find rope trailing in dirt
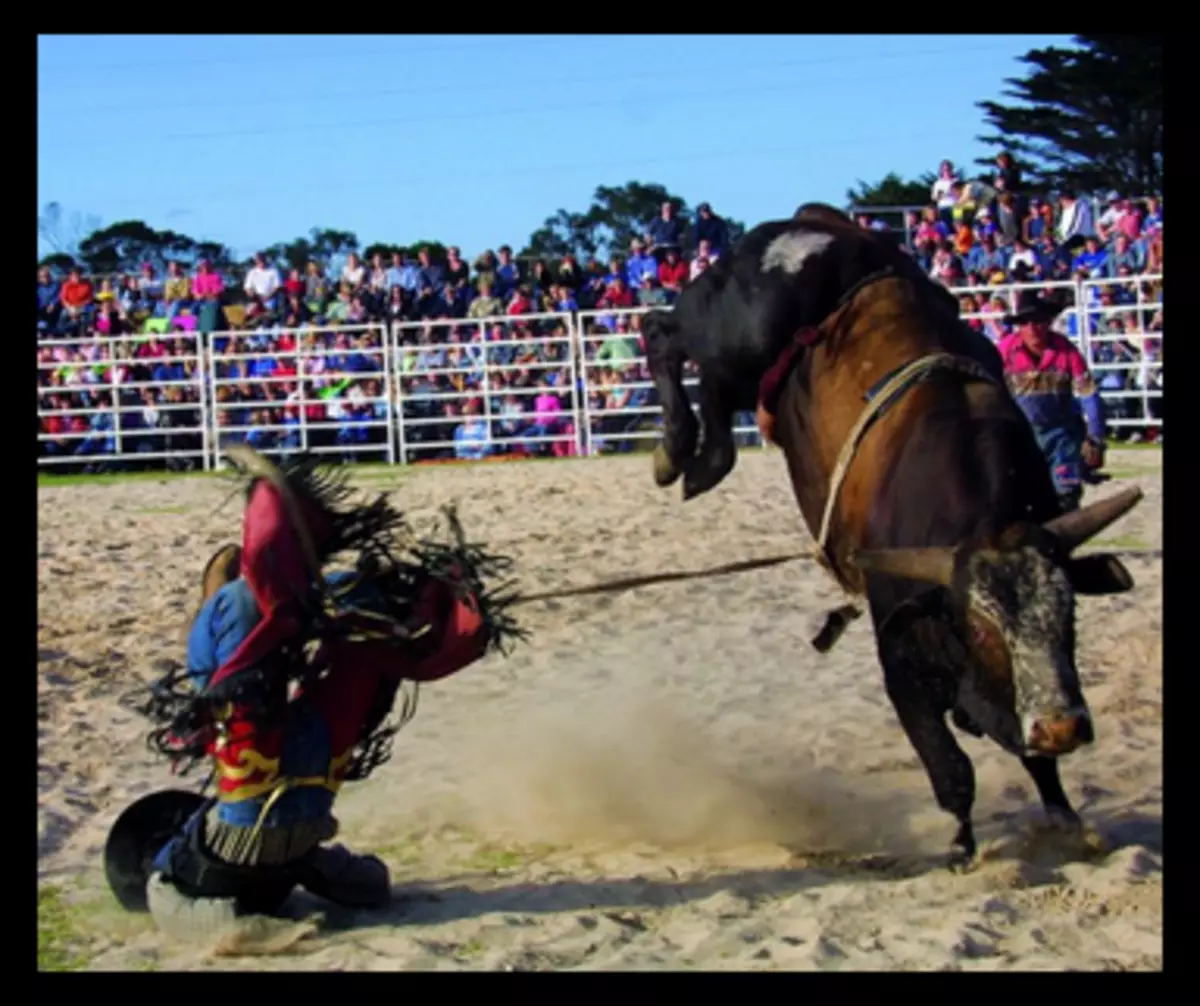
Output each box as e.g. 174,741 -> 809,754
511,551 -> 810,606
507,545 -> 1158,607
506,544 -> 1158,653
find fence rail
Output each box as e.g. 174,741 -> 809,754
37,275 -> 1163,471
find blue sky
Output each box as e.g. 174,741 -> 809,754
37,34 -> 1072,263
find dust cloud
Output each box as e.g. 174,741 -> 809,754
434,687 -> 928,859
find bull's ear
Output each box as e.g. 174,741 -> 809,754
1066,554 -> 1135,594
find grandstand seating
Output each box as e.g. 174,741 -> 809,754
37,181 -> 1163,473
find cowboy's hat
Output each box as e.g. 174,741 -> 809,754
1003,289 -> 1067,326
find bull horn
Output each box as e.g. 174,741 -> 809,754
847,547 -> 957,586
1041,485 -> 1144,553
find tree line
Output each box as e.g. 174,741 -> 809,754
38,35 -> 1160,281
37,182 -> 743,285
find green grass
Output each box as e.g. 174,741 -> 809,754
456,938 -> 486,960
373,834 -> 428,868
35,438 -> 1155,491
37,885 -> 91,972
456,840 -> 560,874
37,467 -> 216,489
1089,534 -> 1150,550
35,448 -> 674,489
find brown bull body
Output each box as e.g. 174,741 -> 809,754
762,272 -> 1143,868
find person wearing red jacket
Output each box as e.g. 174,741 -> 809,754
109,445 -> 525,937
657,249 -> 690,295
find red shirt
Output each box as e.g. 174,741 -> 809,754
601,285 -> 634,308
659,260 -> 689,288
61,279 -> 93,309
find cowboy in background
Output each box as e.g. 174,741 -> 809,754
105,446 -> 524,940
997,291 -> 1107,512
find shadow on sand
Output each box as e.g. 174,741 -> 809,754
287,806 -> 1161,936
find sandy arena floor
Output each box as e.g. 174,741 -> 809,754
36,446 -> 1162,971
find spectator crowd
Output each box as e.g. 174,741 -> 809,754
37,164 -> 1163,472
858,153 -> 1162,438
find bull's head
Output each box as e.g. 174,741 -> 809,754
848,486 -> 1143,758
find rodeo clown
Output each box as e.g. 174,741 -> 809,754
998,290 -> 1108,513
105,444 -> 525,938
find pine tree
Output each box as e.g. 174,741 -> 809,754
975,35 -> 1163,198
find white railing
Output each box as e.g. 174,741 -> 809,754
847,194 -> 1125,248
948,275 -> 1163,431
207,323 -> 394,465
37,331 -> 209,469
1078,276 -> 1162,431
37,275 -> 1164,473
390,313 -> 583,461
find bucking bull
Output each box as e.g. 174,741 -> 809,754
641,203 -> 1144,868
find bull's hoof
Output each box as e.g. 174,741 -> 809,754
947,822 -> 978,873
682,473 -> 719,502
1031,810 -> 1109,858
681,450 -> 734,502
810,604 -> 862,653
652,445 -> 684,488
1043,806 -> 1083,831
947,847 -> 980,874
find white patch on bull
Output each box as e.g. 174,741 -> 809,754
965,549 -> 1081,736
761,230 -> 835,275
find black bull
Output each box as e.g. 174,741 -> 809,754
640,208 -> 1145,867
642,204 -> 971,501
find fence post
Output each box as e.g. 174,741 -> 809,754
1136,279 -> 1151,429
1074,278 -> 1093,368
108,337 -> 123,461
198,331 -> 212,471
381,322 -> 396,466
206,330 -> 221,466
576,314 -> 594,456
390,321 -> 407,465
567,312 -> 585,457
481,336 -> 495,452
297,335 -> 310,455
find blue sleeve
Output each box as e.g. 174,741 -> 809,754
186,580 -> 262,689
1080,392 -> 1106,440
